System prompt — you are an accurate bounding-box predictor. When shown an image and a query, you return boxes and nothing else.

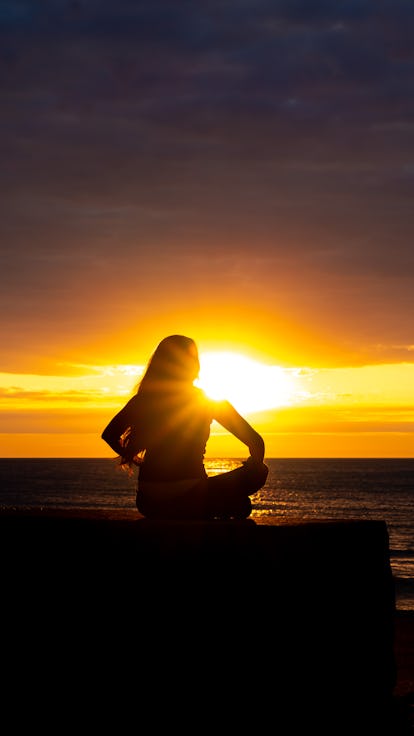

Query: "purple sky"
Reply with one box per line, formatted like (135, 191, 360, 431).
(1, 0, 414, 372)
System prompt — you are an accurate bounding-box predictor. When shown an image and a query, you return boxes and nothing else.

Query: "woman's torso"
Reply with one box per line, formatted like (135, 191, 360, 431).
(137, 386, 213, 482)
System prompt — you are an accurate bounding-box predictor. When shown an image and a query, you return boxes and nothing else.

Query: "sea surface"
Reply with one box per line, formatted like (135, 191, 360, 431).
(1, 457, 413, 611)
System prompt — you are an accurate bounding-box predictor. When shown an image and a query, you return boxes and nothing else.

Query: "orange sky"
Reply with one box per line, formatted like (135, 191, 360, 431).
(1, 3, 413, 458)
(1, 349, 413, 458)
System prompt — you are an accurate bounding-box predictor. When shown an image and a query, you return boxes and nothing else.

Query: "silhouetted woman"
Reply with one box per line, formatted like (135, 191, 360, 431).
(101, 335, 268, 519)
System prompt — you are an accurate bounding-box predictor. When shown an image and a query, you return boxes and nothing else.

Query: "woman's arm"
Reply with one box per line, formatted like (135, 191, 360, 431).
(101, 396, 138, 458)
(101, 411, 127, 456)
(213, 400, 265, 463)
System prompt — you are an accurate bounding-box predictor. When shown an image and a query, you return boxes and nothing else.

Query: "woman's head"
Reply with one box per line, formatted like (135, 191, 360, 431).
(140, 335, 200, 389)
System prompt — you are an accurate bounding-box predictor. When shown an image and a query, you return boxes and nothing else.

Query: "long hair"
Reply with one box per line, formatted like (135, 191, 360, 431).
(119, 335, 200, 470)
(138, 334, 200, 393)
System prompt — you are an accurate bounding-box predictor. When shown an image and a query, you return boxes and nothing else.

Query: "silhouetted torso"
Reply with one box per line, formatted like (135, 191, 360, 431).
(138, 386, 212, 482)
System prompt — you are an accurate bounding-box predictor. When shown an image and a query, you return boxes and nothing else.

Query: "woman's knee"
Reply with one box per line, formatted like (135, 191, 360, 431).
(243, 460, 268, 492)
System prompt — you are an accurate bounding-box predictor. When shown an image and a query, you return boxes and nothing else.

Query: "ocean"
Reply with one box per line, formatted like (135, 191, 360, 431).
(1, 457, 413, 612)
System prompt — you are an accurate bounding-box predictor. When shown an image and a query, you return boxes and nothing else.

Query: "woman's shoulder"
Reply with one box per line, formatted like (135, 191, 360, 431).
(125, 392, 141, 408)
(192, 385, 211, 403)
(191, 386, 217, 410)
(121, 392, 144, 416)
(193, 387, 232, 414)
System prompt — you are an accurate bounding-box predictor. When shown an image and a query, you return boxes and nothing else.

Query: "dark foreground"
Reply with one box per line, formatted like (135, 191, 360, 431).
(1, 508, 413, 733)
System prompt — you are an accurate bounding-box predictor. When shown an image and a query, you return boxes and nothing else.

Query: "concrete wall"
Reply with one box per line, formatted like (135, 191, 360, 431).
(1, 513, 396, 729)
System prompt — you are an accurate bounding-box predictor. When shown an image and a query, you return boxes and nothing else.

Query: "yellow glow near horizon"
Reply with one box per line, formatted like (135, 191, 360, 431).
(197, 351, 298, 414)
(1, 361, 414, 457)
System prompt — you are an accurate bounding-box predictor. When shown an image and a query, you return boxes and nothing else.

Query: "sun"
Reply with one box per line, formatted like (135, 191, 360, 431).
(196, 351, 296, 414)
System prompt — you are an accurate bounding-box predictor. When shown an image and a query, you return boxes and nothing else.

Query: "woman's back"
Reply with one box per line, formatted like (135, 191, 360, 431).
(138, 385, 212, 482)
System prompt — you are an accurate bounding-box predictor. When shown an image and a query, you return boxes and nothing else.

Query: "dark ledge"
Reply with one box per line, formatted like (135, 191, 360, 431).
(1, 511, 397, 729)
